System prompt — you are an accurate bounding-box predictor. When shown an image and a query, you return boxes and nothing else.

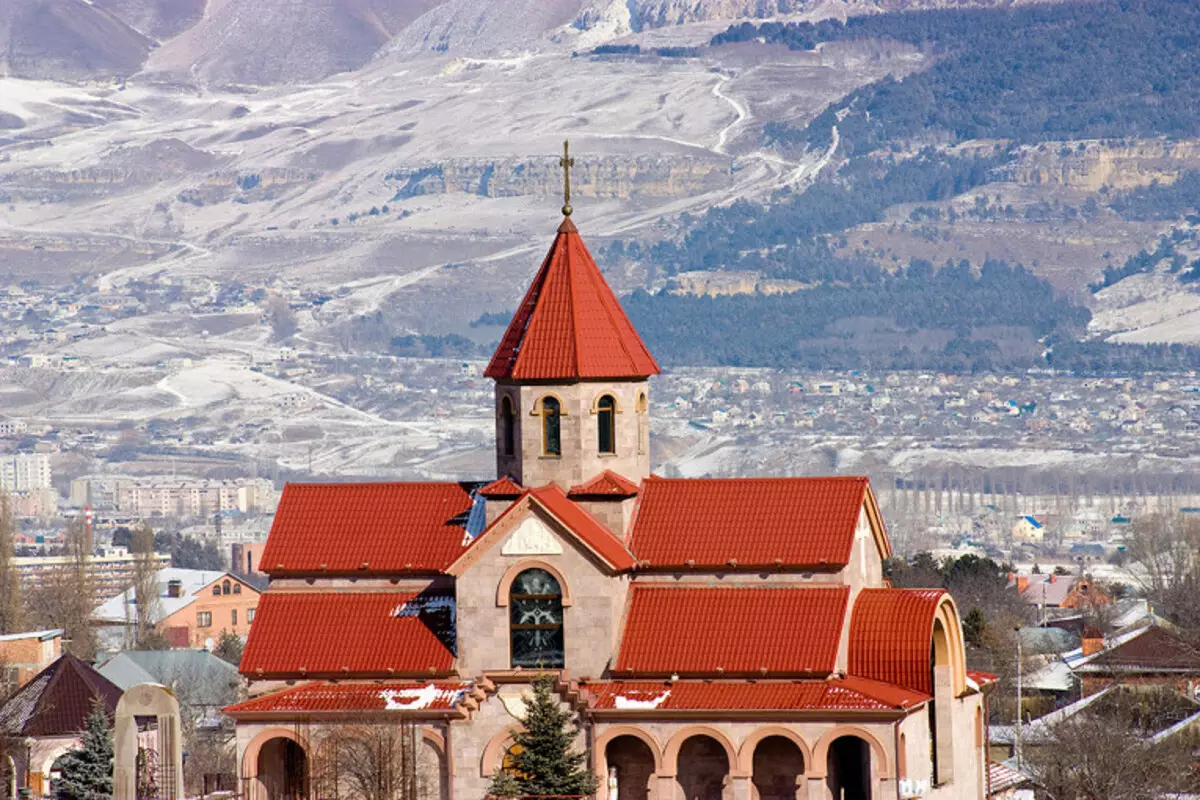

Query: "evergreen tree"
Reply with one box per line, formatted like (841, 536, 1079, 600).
(487, 768, 522, 798)
(497, 675, 598, 798)
(53, 699, 113, 800)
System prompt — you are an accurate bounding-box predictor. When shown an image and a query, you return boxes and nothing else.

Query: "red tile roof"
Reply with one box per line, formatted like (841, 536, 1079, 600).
(586, 677, 927, 712)
(968, 670, 999, 688)
(848, 588, 947, 694)
(0, 655, 122, 737)
(261, 482, 477, 575)
(526, 484, 636, 570)
(479, 476, 524, 498)
(225, 681, 472, 715)
(484, 217, 660, 381)
(614, 585, 849, 677)
(568, 470, 640, 498)
(240, 591, 455, 678)
(628, 477, 872, 569)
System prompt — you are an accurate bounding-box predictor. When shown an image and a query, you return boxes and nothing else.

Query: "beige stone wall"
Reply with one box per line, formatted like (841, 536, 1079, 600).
(495, 380, 651, 490)
(455, 504, 629, 679)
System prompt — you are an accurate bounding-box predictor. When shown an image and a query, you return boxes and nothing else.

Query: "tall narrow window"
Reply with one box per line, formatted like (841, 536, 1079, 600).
(231, 609, 238, 626)
(510, 568, 564, 668)
(541, 397, 561, 456)
(501, 396, 516, 457)
(222, 580, 231, 595)
(597, 394, 616, 454)
(636, 392, 648, 455)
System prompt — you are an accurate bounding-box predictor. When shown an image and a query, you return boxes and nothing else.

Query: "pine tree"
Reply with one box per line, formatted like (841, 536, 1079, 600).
(488, 768, 522, 798)
(53, 699, 113, 800)
(500, 675, 598, 798)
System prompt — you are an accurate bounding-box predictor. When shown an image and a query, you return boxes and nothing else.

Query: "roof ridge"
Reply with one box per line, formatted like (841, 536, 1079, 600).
(566, 227, 582, 377)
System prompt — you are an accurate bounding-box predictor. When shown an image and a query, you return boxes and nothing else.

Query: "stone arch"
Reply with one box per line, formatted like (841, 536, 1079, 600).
(664, 726, 741, 777)
(530, 393, 570, 416)
(590, 391, 625, 413)
(39, 743, 75, 780)
(932, 595, 967, 696)
(481, 725, 523, 778)
(115, 683, 184, 800)
(596, 726, 664, 774)
(736, 727, 811, 777)
(240, 726, 312, 786)
(496, 559, 576, 607)
(810, 727, 890, 780)
(422, 727, 450, 800)
(748, 736, 806, 800)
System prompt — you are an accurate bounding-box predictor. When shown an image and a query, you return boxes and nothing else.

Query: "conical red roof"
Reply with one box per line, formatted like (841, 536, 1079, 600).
(485, 217, 660, 381)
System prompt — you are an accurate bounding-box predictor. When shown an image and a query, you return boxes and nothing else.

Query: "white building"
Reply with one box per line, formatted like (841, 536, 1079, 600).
(0, 453, 52, 492)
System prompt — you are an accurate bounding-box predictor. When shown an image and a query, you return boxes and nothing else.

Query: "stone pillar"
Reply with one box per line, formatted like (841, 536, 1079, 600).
(807, 777, 829, 800)
(730, 775, 751, 800)
(114, 684, 185, 800)
(656, 774, 678, 800)
(878, 777, 898, 798)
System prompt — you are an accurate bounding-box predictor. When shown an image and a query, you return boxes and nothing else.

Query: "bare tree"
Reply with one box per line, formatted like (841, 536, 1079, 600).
(1126, 513, 1200, 640)
(26, 517, 97, 660)
(309, 721, 435, 800)
(130, 522, 162, 648)
(0, 493, 24, 634)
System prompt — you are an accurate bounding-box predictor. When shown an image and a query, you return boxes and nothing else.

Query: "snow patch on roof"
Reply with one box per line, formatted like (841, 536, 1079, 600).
(613, 689, 670, 709)
(379, 684, 465, 711)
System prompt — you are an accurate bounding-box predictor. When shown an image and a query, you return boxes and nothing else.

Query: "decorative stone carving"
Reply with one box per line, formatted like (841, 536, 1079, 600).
(501, 516, 562, 556)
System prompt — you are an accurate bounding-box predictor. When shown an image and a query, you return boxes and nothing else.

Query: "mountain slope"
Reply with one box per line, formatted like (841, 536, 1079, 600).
(0, 0, 153, 81)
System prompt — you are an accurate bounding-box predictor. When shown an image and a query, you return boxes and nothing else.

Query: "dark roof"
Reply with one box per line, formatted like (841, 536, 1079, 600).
(0, 654, 122, 737)
(1080, 624, 1200, 672)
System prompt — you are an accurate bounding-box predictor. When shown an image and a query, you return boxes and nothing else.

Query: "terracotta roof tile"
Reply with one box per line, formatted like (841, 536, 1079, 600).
(225, 681, 472, 715)
(525, 485, 636, 570)
(568, 470, 640, 498)
(614, 585, 849, 677)
(848, 588, 947, 694)
(479, 476, 524, 498)
(628, 477, 871, 569)
(485, 217, 660, 381)
(240, 591, 455, 678)
(261, 482, 477, 575)
(586, 678, 927, 712)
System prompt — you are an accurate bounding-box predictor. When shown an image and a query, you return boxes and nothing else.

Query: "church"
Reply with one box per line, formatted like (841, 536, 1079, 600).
(226, 183, 994, 800)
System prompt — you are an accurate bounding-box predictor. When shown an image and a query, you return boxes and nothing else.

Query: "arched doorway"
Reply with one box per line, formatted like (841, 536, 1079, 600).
(257, 737, 308, 800)
(751, 736, 804, 800)
(930, 619, 955, 785)
(606, 735, 656, 800)
(676, 735, 729, 800)
(826, 736, 871, 800)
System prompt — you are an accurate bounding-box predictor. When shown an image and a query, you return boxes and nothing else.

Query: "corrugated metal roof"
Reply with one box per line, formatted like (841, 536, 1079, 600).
(240, 591, 456, 678)
(261, 482, 479, 575)
(628, 476, 870, 569)
(485, 217, 659, 381)
(614, 585, 849, 677)
(225, 681, 472, 715)
(848, 588, 947, 694)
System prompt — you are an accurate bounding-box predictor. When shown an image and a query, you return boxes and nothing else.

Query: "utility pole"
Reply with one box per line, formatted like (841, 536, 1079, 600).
(1014, 627, 1024, 770)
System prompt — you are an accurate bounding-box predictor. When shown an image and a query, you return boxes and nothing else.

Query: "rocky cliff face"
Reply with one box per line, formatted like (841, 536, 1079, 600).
(1006, 140, 1200, 190)
(386, 155, 731, 200)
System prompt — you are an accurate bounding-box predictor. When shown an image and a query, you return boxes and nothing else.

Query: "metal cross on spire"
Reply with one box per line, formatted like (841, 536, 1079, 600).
(559, 139, 575, 217)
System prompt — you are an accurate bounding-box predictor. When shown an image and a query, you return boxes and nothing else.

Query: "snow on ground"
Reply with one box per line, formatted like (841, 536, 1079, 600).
(1089, 270, 1200, 344)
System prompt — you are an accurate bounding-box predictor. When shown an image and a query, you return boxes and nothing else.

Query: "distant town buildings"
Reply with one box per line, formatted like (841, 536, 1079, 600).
(70, 476, 277, 517)
(13, 551, 172, 600)
(0, 453, 51, 492)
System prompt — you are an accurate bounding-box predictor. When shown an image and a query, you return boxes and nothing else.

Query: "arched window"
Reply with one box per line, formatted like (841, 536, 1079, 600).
(597, 394, 616, 454)
(212, 585, 221, 597)
(636, 392, 648, 455)
(541, 397, 562, 457)
(501, 396, 516, 457)
(222, 580, 231, 596)
(510, 568, 564, 668)
(232, 584, 242, 595)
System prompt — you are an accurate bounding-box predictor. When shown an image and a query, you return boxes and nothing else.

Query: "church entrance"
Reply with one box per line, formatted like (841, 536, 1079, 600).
(257, 737, 308, 800)
(825, 736, 871, 800)
(676, 736, 729, 800)
(606, 735, 656, 800)
(751, 736, 804, 800)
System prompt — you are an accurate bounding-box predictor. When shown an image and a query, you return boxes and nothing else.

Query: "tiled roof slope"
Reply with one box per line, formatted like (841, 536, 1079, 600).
(526, 484, 636, 570)
(0, 654, 122, 737)
(615, 585, 849, 677)
(849, 588, 947, 694)
(485, 217, 660, 381)
(240, 591, 455, 678)
(569, 470, 640, 497)
(628, 477, 871, 569)
(587, 677, 927, 712)
(225, 681, 472, 715)
(479, 476, 523, 498)
(1075, 624, 1200, 671)
(261, 482, 478, 575)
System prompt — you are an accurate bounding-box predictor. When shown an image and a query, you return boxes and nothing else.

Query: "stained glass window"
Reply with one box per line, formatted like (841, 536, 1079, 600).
(542, 397, 562, 456)
(597, 395, 616, 454)
(510, 568, 564, 668)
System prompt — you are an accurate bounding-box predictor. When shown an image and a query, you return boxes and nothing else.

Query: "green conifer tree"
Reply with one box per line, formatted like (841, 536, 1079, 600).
(495, 674, 598, 798)
(53, 699, 113, 800)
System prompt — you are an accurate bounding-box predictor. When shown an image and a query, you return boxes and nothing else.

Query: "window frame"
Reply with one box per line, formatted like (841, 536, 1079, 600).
(509, 568, 565, 669)
(231, 609, 238, 626)
(540, 396, 562, 457)
(197, 611, 213, 628)
(596, 394, 616, 454)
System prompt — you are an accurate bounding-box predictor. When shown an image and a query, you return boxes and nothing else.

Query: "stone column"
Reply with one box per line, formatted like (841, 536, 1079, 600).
(807, 777, 829, 800)
(656, 774, 678, 800)
(730, 775, 751, 800)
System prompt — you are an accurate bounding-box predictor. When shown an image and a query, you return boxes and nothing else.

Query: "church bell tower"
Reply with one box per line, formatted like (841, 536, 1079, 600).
(484, 142, 660, 489)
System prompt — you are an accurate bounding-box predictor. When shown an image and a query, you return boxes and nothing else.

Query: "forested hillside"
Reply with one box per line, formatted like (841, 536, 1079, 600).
(615, 0, 1200, 374)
